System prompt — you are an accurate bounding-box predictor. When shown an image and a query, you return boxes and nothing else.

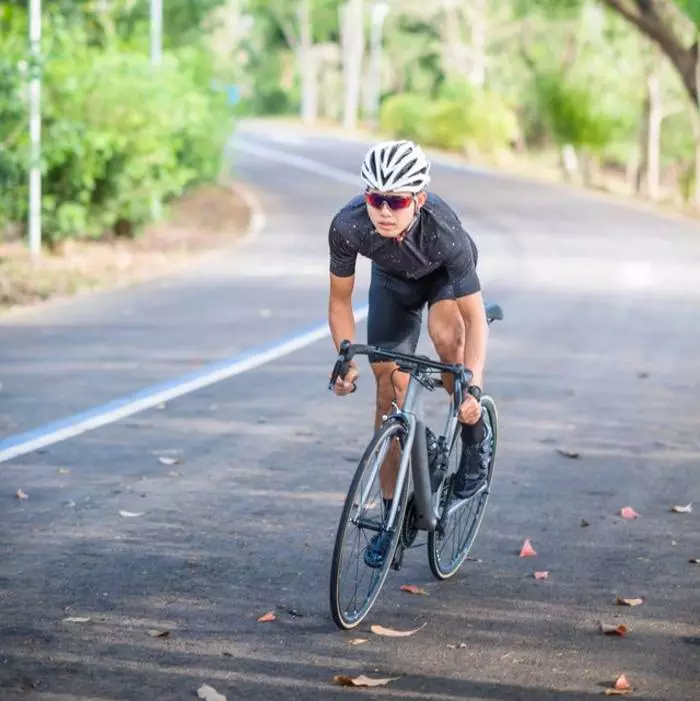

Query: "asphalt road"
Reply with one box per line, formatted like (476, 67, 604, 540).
(1, 120, 699, 700)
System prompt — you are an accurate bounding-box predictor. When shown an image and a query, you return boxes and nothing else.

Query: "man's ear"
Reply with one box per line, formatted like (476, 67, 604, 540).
(416, 191, 428, 209)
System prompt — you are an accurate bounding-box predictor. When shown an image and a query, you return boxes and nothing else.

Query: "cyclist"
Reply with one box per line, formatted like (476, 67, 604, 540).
(327, 139, 492, 567)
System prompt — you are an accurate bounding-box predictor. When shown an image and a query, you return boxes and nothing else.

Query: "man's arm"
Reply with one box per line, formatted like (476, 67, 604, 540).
(455, 291, 488, 389)
(328, 273, 356, 351)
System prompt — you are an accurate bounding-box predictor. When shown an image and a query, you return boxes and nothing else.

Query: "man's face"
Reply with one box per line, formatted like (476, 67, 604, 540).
(365, 190, 427, 238)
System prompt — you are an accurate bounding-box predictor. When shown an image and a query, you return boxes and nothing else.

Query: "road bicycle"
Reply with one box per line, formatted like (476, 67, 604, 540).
(327, 303, 504, 630)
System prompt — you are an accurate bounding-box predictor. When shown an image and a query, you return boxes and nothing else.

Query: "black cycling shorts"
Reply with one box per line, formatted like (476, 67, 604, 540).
(367, 264, 456, 363)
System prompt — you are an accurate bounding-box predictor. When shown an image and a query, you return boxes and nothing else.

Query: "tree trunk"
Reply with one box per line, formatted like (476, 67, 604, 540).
(297, 0, 317, 125)
(601, 0, 698, 108)
(645, 70, 663, 200)
(468, 0, 487, 88)
(340, 0, 365, 131)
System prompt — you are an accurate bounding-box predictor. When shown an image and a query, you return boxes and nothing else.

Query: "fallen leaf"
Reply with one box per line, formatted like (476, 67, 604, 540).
(689, 558, 700, 564)
(197, 683, 226, 701)
(619, 506, 639, 519)
(257, 611, 276, 623)
(57, 468, 71, 475)
(158, 456, 180, 466)
(333, 674, 399, 687)
(147, 629, 170, 637)
(580, 519, 590, 527)
(119, 510, 143, 518)
(534, 571, 549, 580)
(400, 584, 428, 596)
(556, 449, 581, 459)
(671, 503, 692, 514)
(604, 690, 633, 696)
(600, 622, 629, 636)
(614, 674, 632, 690)
(446, 642, 468, 649)
(370, 622, 426, 637)
(616, 596, 644, 607)
(284, 608, 304, 618)
(519, 538, 537, 557)
(15, 489, 28, 500)
(62, 616, 91, 623)
(348, 638, 368, 645)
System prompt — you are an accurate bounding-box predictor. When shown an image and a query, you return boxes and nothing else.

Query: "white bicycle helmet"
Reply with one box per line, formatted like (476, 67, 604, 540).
(360, 140, 431, 194)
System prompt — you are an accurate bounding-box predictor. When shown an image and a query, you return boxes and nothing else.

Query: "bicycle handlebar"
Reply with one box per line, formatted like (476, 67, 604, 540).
(328, 340, 473, 401)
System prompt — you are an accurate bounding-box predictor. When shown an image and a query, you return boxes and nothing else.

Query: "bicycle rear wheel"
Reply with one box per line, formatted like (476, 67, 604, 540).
(427, 395, 498, 580)
(329, 418, 410, 630)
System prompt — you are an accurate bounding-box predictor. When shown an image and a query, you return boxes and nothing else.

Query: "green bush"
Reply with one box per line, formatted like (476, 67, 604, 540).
(533, 71, 623, 153)
(380, 83, 518, 155)
(0, 13, 233, 246)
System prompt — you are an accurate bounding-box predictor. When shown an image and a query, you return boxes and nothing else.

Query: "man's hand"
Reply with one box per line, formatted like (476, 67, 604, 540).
(331, 362, 359, 396)
(458, 394, 481, 425)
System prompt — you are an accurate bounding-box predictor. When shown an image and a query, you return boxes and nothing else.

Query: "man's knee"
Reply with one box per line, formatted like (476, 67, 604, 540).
(429, 321, 464, 359)
(372, 362, 409, 408)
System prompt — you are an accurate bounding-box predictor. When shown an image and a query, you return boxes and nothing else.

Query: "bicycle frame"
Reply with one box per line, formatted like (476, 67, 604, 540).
(381, 370, 461, 535)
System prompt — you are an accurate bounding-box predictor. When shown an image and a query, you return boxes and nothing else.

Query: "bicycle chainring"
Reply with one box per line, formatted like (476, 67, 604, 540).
(401, 493, 419, 548)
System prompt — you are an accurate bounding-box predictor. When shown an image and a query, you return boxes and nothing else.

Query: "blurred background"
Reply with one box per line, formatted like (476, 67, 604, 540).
(1, 1, 699, 265)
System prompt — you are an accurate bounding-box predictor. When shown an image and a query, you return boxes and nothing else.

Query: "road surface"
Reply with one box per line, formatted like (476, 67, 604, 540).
(1, 120, 699, 700)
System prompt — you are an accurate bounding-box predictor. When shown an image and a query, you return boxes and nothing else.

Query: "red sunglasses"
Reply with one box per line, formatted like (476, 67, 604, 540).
(364, 192, 414, 210)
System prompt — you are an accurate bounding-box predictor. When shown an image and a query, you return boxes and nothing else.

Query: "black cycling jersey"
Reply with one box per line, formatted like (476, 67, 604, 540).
(328, 192, 481, 297)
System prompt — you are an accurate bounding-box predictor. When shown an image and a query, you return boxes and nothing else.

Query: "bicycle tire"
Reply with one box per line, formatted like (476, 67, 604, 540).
(329, 418, 410, 630)
(426, 395, 499, 581)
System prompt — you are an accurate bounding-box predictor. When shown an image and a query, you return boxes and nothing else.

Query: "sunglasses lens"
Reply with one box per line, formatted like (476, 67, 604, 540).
(366, 193, 412, 210)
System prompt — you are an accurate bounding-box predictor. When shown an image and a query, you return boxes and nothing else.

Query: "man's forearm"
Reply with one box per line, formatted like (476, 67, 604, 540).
(329, 299, 356, 352)
(462, 307, 488, 389)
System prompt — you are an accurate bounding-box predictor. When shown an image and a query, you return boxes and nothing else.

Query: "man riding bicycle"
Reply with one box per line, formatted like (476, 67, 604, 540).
(327, 139, 491, 567)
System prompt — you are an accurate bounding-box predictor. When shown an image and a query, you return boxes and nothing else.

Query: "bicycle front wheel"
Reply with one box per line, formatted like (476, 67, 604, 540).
(427, 395, 499, 580)
(329, 418, 410, 630)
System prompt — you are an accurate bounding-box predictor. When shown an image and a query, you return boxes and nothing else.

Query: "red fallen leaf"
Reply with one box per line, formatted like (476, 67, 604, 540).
(533, 571, 549, 580)
(400, 584, 428, 596)
(519, 538, 537, 557)
(600, 622, 628, 636)
(615, 674, 631, 689)
(619, 506, 639, 519)
(257, 611, 276, 622)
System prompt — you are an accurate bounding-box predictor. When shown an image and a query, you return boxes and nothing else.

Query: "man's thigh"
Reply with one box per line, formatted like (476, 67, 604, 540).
(367, 267, 424, 363)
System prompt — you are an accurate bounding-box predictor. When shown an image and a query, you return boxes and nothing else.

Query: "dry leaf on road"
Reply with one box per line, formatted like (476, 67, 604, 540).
(519, 538, 537, 557)
(534, 571, 549, 580)
(616, 596, 644, 607)
(600, 622, 628, 636)
(580, 519, 590, 527)
(257, 611, 276, 623)
(334, 674, 399, 687)
(671, 503, 692, 513)
(348, 638, 368, 645)
(619, 506, 639, 519)
(147, 629, 170, 637)
(119, 510, 143, 518)
(15, 489, 28, 500)
(197, 683, 226, 701)
(556, 449, 581, 459)
(158, 456, 180, 466)
(371, 622, 426, 637)
(400, 584, 428, 596)
(62, 616, 91, 624)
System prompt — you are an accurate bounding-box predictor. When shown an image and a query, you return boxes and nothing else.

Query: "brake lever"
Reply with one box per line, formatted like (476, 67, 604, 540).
(328, 357, 357, 393)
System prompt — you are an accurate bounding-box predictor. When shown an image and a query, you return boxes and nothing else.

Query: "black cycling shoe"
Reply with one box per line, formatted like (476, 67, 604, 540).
(453, 424, 492, 499)
(364, 531, 392, 568)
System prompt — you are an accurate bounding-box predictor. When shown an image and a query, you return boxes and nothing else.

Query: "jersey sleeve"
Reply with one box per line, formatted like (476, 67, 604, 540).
(444, 233, 481, 298)
(328, 216, 359, 277)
